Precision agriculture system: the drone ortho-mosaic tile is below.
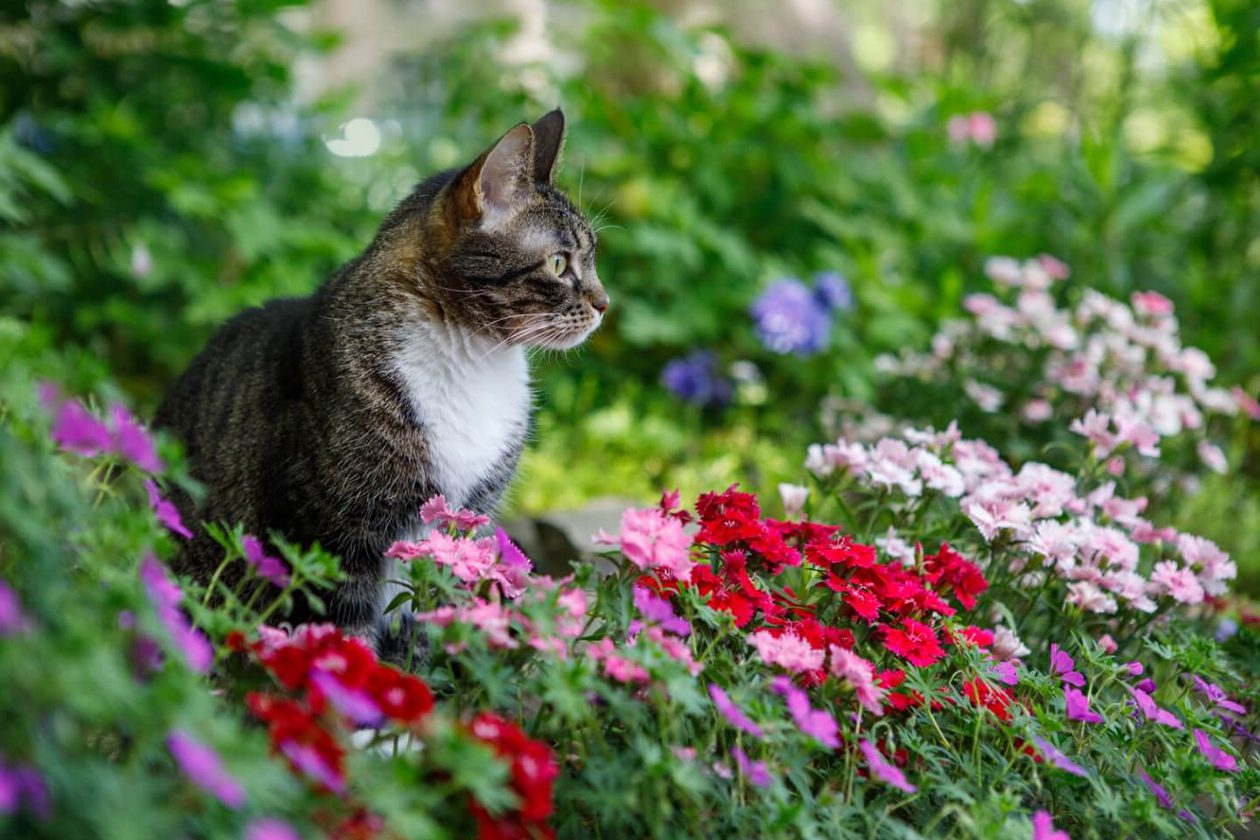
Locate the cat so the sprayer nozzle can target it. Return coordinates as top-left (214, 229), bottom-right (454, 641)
top-left (153, 110), bottom-right (607, 656)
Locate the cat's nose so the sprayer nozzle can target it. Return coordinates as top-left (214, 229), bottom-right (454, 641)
top-left (587, 288), bottom-right (610, 314)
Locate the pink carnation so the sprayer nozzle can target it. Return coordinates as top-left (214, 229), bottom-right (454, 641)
top-left (616, 507), bottom-right (695, 582)
top-left (748, 630), bottom-right (824, 673)
top-left (1151, 561), bottom-right (1205, 605)
top-left (828, 645), bottom-right (884, 716)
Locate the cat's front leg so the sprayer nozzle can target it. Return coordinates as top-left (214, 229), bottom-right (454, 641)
top-left (330, 543), bottom-right (427, 670)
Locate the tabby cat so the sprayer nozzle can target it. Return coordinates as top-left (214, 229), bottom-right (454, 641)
top-left (154, 110), bottom-right (607, 654)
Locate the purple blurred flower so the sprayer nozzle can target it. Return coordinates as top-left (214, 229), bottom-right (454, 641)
top-left (0, 581), bottom-right (32, 635)
top-left (1193, 728), bottom-right (1237, 772)
top-left (1064, 686), bottom-right (1102, 724)
top-left (1135, 767), bottom-right (1173, 809)
top-left (708, 684), bottom-right (764, 739)
top-left (990, 660), bottom-right (1019, 686)
top-left (243, 535), bottom-right (291, 588)
top-left (245, 819), bottom-right (302, 840)
top-left (1031, 810), bottom-right (1069, 840)
top-left (140, 554), bottom-right (212, 673)
top-left (661, 350), bottom-right (732, 407)
top-left (167, 730), bottom-right (245, 808)
top-left (1134, 678), bottom-right (1156, 694)
top-left (730, 746), bottom-right (771, 788)
top-left (1030, 735), bottom-right (1087, 777)
top-left (0, 760), bottom-right (49, 819)
top-left (50, 399), bottom-right (112, 457)
top-left (859, 739), bottom-right (916, 793)
top-left (280, 741), bottom-right (344, 794)
top-left (310, 668), bottom-right (382, 726)
top-left (812, 271), bottom-right (853, 311)
top-left (770, 676), bottom-right (839, 748)
top-left (144, 480), bottom-right (193, 540)
top-left (1050, 643), bottom-right (1084, 687)
top-left (750, 279), bottom-right (831, 355)
top-left (1191, 676), bottom-right (1246, 716)
top-left (109, 404), bottom-right (163, 473)
top-left (1128, 688), bottom-right (1182, 729)
top-left (633, 586), bottom-right (691, 636)
top-left (495, 527), bottom-right (531, 570)
top-left (1215, 617), bottom-right (1238, 641)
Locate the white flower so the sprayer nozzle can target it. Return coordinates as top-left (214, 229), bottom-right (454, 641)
top-left (777, 483), bottom-right (809, 518)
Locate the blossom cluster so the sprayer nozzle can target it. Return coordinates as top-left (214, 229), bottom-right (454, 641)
top-left (749, 272), bottom-right (851, 356)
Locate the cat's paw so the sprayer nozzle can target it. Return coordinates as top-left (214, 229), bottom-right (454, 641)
top-left (372, 611), bottom-right (429, 673)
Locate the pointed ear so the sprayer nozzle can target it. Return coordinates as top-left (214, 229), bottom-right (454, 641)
top-left (530, 109), bottom-right (566, 184)
top-left (457, 123), bottom-right (535, 221)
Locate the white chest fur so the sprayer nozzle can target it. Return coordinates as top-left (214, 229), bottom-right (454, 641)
top-left (393, 322), bottom-right (531, 508)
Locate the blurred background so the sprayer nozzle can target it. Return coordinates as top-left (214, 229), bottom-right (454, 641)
top-left (1, 0), bottom-right (1257, 585)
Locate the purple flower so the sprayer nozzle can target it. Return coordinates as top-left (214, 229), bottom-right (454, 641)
top-left (730, 746), bottom-right (771, 788)
top-left (143, 480), bottom-right (193, 540)
top-left (0, 581), bottom-right (32, 635)
top-left (310, 668), bottom-right (382, 726)
top-left (1123, 661), bottom-right (1143, 677)
top-left (140, 555), bottom-right (212, 673)
top-left (1135, 767), bottom-right (1173, 809)
top-left (0, 761), bottom-right (49, 819)
top-left (280, 741), bottom-right (344, 794)
top-left (661, 351), bottom-right (732, 407)
top-left (1031, 810), bottom-right (1069, 840)
top-left (1192, 728), bottom-right (1237, 772)
top-left (1134, 678), bottom-right (1156, 694)
top-left (1191, 676), bottom-right (1247, 717)
top-left (750, 279), bottom-right (832, 356)
top-left (1030, 735), bottom-right (1087, 777)
top-left (633, 586), bottom-right (690, 636)
top-left (1064, 685), bottom-right (1103, 724)
top-left (166, 730), bottom-right (245, 808)
top-left (109, 404), bottom-right (164, 473)
top-left (245, 819), bottom-right (303, 840)
top-left (708, 684), bottom-right (764, 739)
top-left (812, 271), bottom-right (853, 311)
top-left (1050, 643), bottom-right (1085, 687)
top-left (50, 398), bottom-right (112, 457)
top-left (494, 527), bottom-right (531, 570)
top-left (770, 676), bottom-right (839, 748)
top-left (1215, 617), bottom-right (1239, 642)
top-left (858, 739), bottom-right (916, 793)
top-left (1128, 688), bottom-right (1182, 729)
top-left (990, 660), bottom-right (1019, 686)
top-left (243, 535), bottom-right (291, 588)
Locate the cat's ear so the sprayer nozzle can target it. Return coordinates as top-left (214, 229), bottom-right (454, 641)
top-left (457, 123), bottom-right (535, 222)
top-left (530, 109), bottom-right (566, 184)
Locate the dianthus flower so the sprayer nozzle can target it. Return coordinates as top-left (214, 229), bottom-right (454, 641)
top-left (828, 645), bottom-right (884, 716)
top-left (708, 684), bottom-right (764, 739)
top-left (881, 619), bottom-right (945, 668)
top-left (859, 739), bottom-right (915, 793)
top-left (166, 729), bottom-right (245, 808)
top-left (748, 630), bottom-right (824, 673)
top-left (770, 676), bottom-right (839, 748)
top-left (614, 507), bottom-right (695, 582)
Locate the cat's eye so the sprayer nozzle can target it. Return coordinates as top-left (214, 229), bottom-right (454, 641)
top-left (547, 253), bottom-right (568, 276)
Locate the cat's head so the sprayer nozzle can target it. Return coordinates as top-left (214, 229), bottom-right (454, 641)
top-left (409, 110), bottom-right (607, 350)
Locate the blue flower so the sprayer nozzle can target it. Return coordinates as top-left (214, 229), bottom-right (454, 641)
top-left (661, 351), bottom-right (732, 406)
top-left (750, 278), bottom-right (831, 355)
top-left (812, 271), bottom-right (853, 311)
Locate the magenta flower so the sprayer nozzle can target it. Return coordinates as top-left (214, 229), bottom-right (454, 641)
top-left (1135, 767), bottom-right (1173, 809)
top-left (1063, 685), bottom-right (1103, 724)
top-left (1049, 644), bottom-right (1085, 687)
top-left (1191, 676), bottom-right (1247, 716)
top-left (634, 586), bottom-right (690, 637)
top-left (166, 730), bottom-right (245, 808)
top-left (771, 676), bottom-right (839, 748)
top-left (1128, 688), bottom-right (1182, 729)
top-left (1031, 810), bottom-right (1069, 840)
top-left (50, 398), bottom-right (112, 457)
top-left (109, 404), bottom-right (164, 473)
top-left (419, 494), bottom-right (489, 531)
top-left (990, 660), bottom-right (1019, 687)
top-left (1192, 728), bottom-right (1237, 772)
top-left (143, 480), bottom-right (193, 540)
top-left (242, 535), bottom-right (291, 588)
top-left (708, 684), bottom-right (764, 739)
top-left (0, 760), bottom-right (49, 819)
top-left (244, 819), bottom-right (302, 840)
top-left (0, 581), bottom-right (32, 635)
top-left (1030, 736), bottom-right (1087, 777)
top-left (858, 740), bottom-right (916, 793)
top-left (310, 668), bottom-right (382, 726)
top-left (140, 555), bottom-right (212, 673)
top-left (730, 746), bottom-right (771, 788)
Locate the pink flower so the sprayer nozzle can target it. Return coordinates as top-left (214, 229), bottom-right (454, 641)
top-left (555, 587), bottom-right (587, 638)
top-left (143, 480), bottom-right (193, 540)
top-left (961, 497), bottom-right (1031, 542)
top-left (244, 819), bottom-right (302, 840)
top-left (828, 645), bottom-right (884, 716)
top-left (1064, 685), bottom-right (1103, 724)
top-left (49, 398), bottom-right (112, 457)
top-left (1050, 643), bottom-right (1085, 687)
top-left (777, 483), bottom-right (809, 517)
top-left (1030, 736), bottom-right (1087, 777)
top-left (419, 494), bottom-right (490, 531)
top-left (730, 746), bottom-right (771, 788)
top-left (1031, 810), bottom-right (1069, 840)
top-left (633, 586), bottom-right (690, 636)
top-left (968, 112), bottom-right (996, 146)
top-left (0, 581), bottom-right (32, 636)
top-left (748, 630), bottom-right (824, 673)
top-left (616, 507), bottom-right (695, 582)
top-left (991, 626), bottom-right (1030, 660)
top-left (1037, 254), bottom-right (1071, 279)
top-left (709, 684), bottom-right (764, 738)
top-left (990, 660), bottom-right (1019, 686)
top-left (140, 555), bottom-right (212, 673)
top-left (1098, 634), bottom-right (1117, 654)
top-left (280, 741), bottom-right (344, 794)
top-left (1232, 386), bottom-right (1260, 420)
top-left (1151, 561), bottom-right (1205, 605)
top-left (1128, 687), bottom-right (1182, 729)
top-left (167, 730), bottom-right (245, 808)
top-left (1192, 728), bottom-right (1237, 772)
top-left (1069, 409), bottom-right (1116, 457)
top-left (586, 639), bottom-right (648, 684)
top-left (1066, 581), bottom-right (1117, 614)
top-left (109, 404), bottom-right (164, 473)
top-left (242, 535), bottom-right (290, 588)
top-left (770, 676), bottom-right (839, 748)
top-left (859, 740), bottom-right (916, 793)
top-left (1131, 291), bottom-right (1174, 317)
top-left (310, 668), bottom-right (382, 726)
top-left (1196, 441), bottom-right (1228, 475)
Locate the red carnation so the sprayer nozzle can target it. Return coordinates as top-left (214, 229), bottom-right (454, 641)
top-left (882, 619), bottom-right (946, 667)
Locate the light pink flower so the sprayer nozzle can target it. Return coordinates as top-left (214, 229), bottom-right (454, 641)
top-left (616, 507), bottom-right (695, 582)
top-left (828, 645), bottom-right (884, 716)
top-left (748, 631), bottom-right (824, 673)
top-left (1131, 291), bottom-right (1174, 317)
top-left (1066, 581), bottom-right (1117, 614)
top-left (777, 483), bottom-right (809, 517)
top-left (991, 626), bottom-right (1030, 660)
top-left (1196, 441), bottom-right (1228, 475)
top-left (1032, 810), bottom-right (1069, 840)
top-left (1151, 561), bottom-right (1204, 605)
top-left (419, 494), bottom-right (490, 531)
top-left (770, 676), bottom-right (839, 748)
top-left (859, 740), bottom-right (915, 793)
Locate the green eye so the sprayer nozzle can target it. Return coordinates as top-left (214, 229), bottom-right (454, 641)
top-left (548, 253), bottom-right (568, 276)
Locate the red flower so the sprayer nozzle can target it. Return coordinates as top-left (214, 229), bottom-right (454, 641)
top-left (922, 544), bottom-right (988, 611)
top-left (365, 667), bottom-right (435, 724)
top-left (468, 713), bottom-right (558, 834)
top-left (963, 678), bottom-right (1013, 722)
top-left (881, 619), bottom-right (946, 667)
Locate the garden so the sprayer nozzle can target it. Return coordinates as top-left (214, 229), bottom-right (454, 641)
top-left (1, 0), bottom-right (1259, 837)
